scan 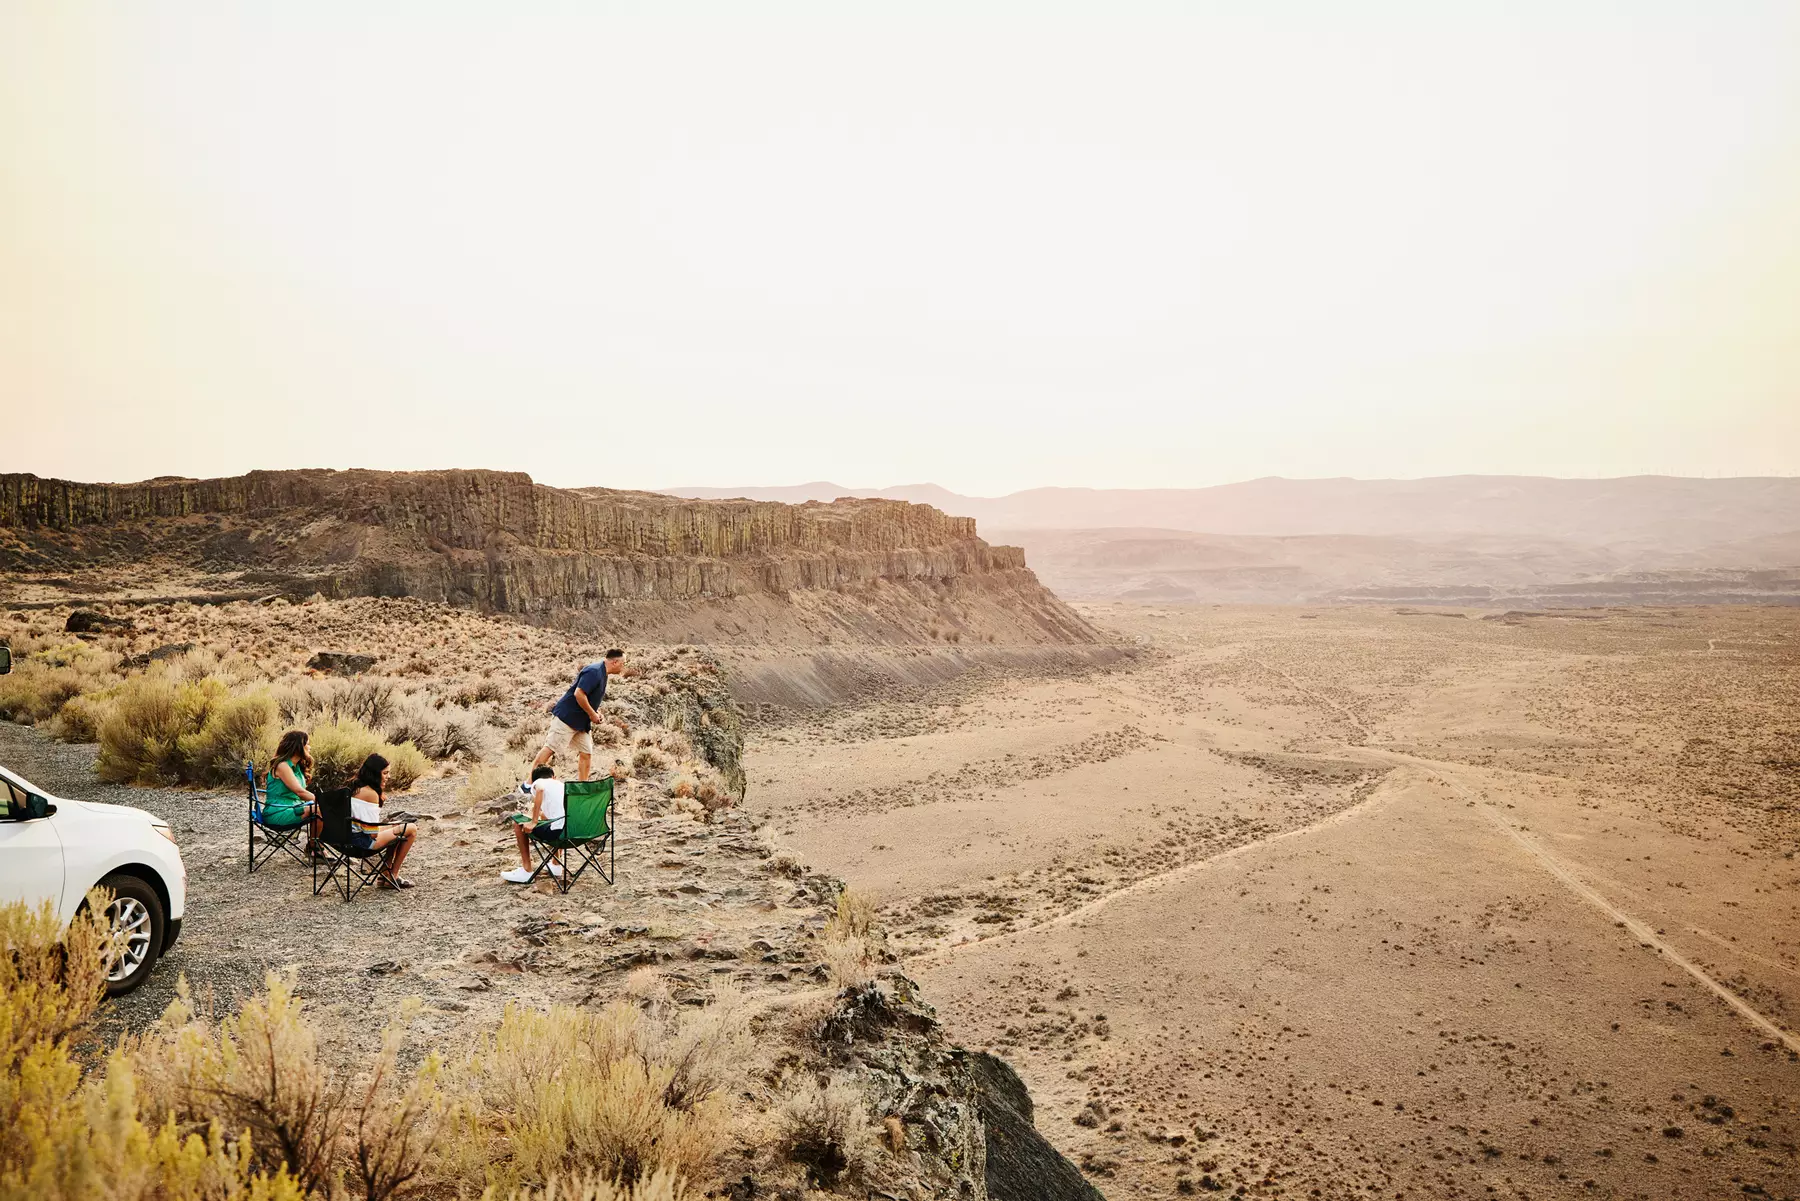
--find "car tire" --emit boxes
[93,873,166,996]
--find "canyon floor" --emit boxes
[746,603,1800,1200]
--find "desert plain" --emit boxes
[750,602,1800,1199]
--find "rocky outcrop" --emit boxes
[0,470,1099,646]
[966,1052,1106,1201]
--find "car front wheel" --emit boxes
[96,873,165,996]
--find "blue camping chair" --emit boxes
[246,761,312,873]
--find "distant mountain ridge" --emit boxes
[662,476,1800,551]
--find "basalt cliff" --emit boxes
[0,469,1098,648]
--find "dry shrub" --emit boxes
[125,972,443,1201]
[382,742,430,792]
[0,662,88,724]
[0,898,304,1201]
[307,718,427,792]
[631,748,668,776]
[48,691,113,743]
[445,996,748,1193]
[777,1076,879,1187]
[176,691,277,785]
[95,676,276,787]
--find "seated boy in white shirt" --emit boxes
[501,765,565,884]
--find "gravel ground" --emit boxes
[0,719,840,1061]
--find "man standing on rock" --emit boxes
[533,649,625,782]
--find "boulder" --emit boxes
[966,1051,1106,1201]
[122,642,196,670]
[307,651,376,676]
[65,609,131,634]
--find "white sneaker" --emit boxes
[549,862,564,878]
[501,867,533,884]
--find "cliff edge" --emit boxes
[0,469,1097,646]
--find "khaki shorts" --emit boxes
[541,717,594,756]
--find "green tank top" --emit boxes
[264,758,309,823]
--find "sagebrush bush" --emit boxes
[125,974,444,1200]
[0,662,87,725]
[445,998,747,1192]
[0,898,304,1201]
[176,691,277,785]
[94,676,277,787]
[47,691,112,743]
[306,718,425,791]
[279,681,478,763]
[631,748,668,776]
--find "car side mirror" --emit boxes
[0,646,10,675]
[26,793,51,820]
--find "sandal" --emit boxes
[379,876,415,890]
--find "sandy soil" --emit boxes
[745,604,1800,1199]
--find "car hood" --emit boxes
[66,798,162,824]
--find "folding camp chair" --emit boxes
[524,777,615,893]
[312,788,401,902]
[246,762,310,873]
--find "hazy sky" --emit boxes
[4,1,1797,494]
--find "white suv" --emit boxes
[0,763,188,995]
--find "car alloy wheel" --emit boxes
[104,893,154,984]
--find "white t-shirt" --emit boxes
[532,778,565,829]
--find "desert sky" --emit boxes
[4,1,1798,491]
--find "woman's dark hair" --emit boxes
[531,764,555,781]
[353,753,388,797]
[273,730,313,775]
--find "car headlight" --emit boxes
[151,823,177,845]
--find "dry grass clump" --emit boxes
[776,1076,880,1188]
[444,996,749,1193]
[631,748,669,775]
[488,1170,696,1201]
[459,755,531,808]
[820,890,882,988]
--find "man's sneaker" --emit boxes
[501,867,534,884]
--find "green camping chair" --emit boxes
[524,776,615,893]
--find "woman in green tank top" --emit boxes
[265,729,321,850]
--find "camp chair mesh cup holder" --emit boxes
[524,777,615,893]
[245,762,311,873]
[311,787,408,902]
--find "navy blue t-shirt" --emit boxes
[551,662,608,732]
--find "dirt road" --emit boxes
[746,604,1800,1199]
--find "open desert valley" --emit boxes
[752,603,1800,1199]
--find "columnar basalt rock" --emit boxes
[0,469,1099,645]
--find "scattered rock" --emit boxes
[307,650,377,676]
